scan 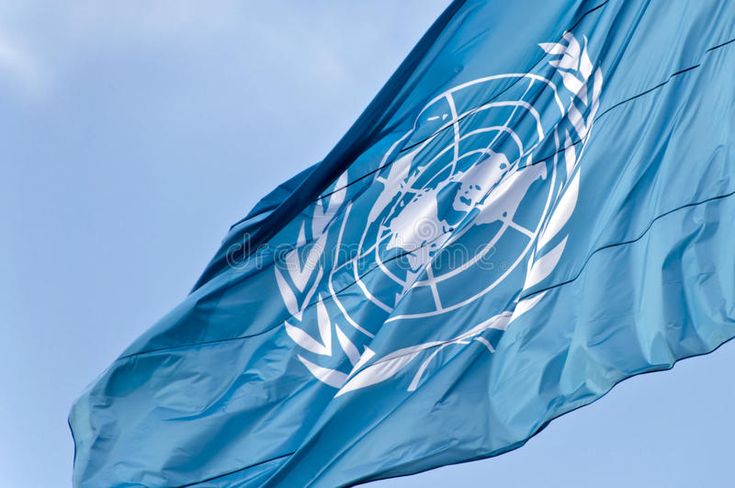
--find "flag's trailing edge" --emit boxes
[70,1,735,487]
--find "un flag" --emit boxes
[70,1,735,486]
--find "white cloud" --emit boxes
[0,34,45,96]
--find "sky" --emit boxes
[0,1,733,487]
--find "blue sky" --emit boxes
[1,1,733,486]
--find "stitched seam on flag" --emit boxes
[495,63,705,175]
[316,0,611,201]
[707,37,735,52]
[498,33,733,178]
[317,31,734,202]
[117,187,735,362]
[521,188,735,301]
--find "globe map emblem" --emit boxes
[348,74,565,322]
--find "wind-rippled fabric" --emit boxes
[70,1,735,486]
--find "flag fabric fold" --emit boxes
[70,1,735,486]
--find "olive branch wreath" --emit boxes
[275,32,604,394]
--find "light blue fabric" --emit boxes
[70,1,735,486]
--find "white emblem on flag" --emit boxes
[277,32,604,393]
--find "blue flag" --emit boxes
[70,1,735,486]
